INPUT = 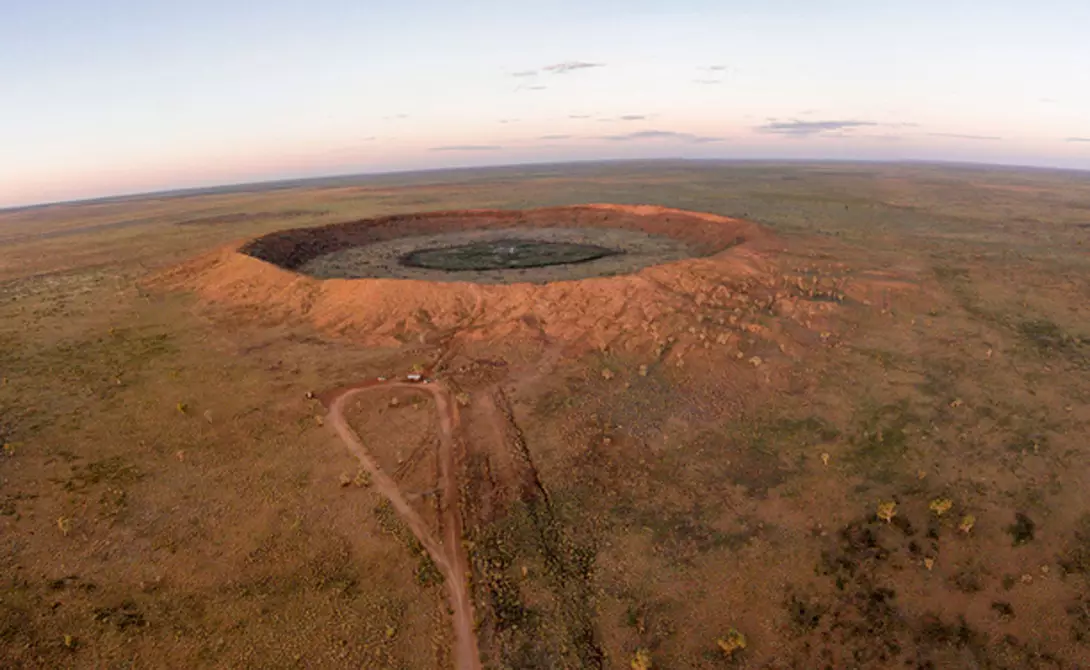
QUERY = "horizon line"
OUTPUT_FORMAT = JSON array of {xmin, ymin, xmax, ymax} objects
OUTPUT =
[{"xmin": 3, "ymin": 157, "xmax": 1089, "ymax": 213}]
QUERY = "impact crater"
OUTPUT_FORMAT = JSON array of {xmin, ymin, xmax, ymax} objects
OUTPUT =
[{"xmin": 162, "ymin": 204, "xmax": 783, "ymax": 347}]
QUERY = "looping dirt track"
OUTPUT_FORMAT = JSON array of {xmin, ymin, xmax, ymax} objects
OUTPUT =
[{"xmin": 320, "ymin": 378, "xmax": 481, "ymax": 670}]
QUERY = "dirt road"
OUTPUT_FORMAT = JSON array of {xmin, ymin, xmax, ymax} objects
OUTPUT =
[{"xmin": 322, "ymin": 378, "xmax": 481, "ymax": 670}]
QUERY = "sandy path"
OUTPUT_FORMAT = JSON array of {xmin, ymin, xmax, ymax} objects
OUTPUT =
[{"xmin": 322, "ymin": 379, "xmax": 481, "ymax": 670}]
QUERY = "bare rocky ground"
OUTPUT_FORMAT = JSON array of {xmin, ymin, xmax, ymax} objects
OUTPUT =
[
  {"xmin": 299, "ymin": 227, "xmax": 698, "ymax": 284},
  {"xmin": 2, "ymin": 162, "xmax": 1090, "ymax": 669}
]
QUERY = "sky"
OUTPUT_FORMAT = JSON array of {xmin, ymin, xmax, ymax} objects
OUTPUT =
[{"xmin": 2, "ymin": 0, "xmax": 1089, "ymax": 207}]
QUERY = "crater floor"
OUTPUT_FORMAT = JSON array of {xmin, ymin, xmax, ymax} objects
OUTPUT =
[{"xmin": 298, "ymin": 227, "xmax": 698, "ymax": 284}]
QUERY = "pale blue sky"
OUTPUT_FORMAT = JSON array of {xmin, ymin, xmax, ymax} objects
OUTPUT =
[{"xmin": 2, "ymin": 0, "xmax": 1089, "ymax": 206}]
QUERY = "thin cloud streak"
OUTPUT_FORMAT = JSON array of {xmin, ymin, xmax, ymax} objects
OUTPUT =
[
  {"xmin": 429, "ymin": 145, "xmax": 502, "ymax": 152},
  {"xmin": 600, "ymin": 129, "xmax": 722, "ymax": 143},
  {"xmin": 1066, "ymin": 137, "xmax": 1090, "ymax": 142},
  {"xmin": 510, "ymin": 70, "xmax": 537, "ymax": 77},
  {"xmin": 543, "ymin": 61, "xmax": 604, "ymax": 74},
  {"xmin": 539, "ymin": 134, "xmax": 572, "ymax": 140},
  {"xmin": 757, "ymin": 119, "xmax": 878, "ymax": 136},
  {"xmin": 927, "ymin": 132, "xmax": 1001, "ymax": 141}
]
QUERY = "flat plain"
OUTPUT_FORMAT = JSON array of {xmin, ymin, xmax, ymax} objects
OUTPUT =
[{"xmin": 3, "ymin": 160, "xmax": 1090, "ymax": 669}]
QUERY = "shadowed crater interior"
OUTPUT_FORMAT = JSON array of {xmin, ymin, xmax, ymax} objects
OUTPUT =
[
  {"xmin": 399, "ymin": 239, "xmax": 622, "ymax": 271},
  {"xmin": 237, "ymin": 206, "xmax": 758, "ymax": 285}
]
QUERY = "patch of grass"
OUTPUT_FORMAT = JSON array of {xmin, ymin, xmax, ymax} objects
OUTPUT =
[
  {"xmin": 476, "ymin": 495, "xmax": 605, "ymax": 669},
  {"xmin": 688, "ymin": 428, "xmax": 790, "ymax": 498},
  {"xmin": 471, "ymin": 528, "xmax": 532, "ymax": 631},
  {"xmin": 951, "ymin": 566, "xmax": 986, "ymax": 593},
  {"xmin": 1069, "ymin": 598, "xmax": 1090, "ymax": 643},
  {"xmin": 1018, "ymin": 318, "xmax": 1085, "ymax": 357},
  {"xmin": 919, "ymin": 358, "xmax": 966, "ymax": 398},
  {"xmin": 1058, "ymin": 514, "xmax": 1090, "ymax": 575},
  {"xmin": 854, "ymin": 347, "xmax": 910, "ymax": 370},
  {"xmin": 848, "ymin": 400, "xmax": 918, "ymax": 480},
  {"xmin": 62, "ymin": 456, "xmax": 142, "ymax": 492},
  {"xmin": 414, "ymin": 553, "xmax": 444, "ymax": 587},
  {"xmin": 1007, "ymin": 512, "xmax": 1036, "ymax": 546},
  {"xmin": 990, "ymin": 601, "xmax": 1015, "ymax": 620},
  {"xmin": 92, "ymin": 600, "xmax": 148, "ymax": 631},
  {"xmin": 1005, "ymin": 428, "xmax": 1049, "ymax": 454},
  {"xmin": 933, "ymin": 265, "xmax": 971, "ymax": 282},
  {"xmin": 533, "ymin": 388, "xmax": 577, "ymax": 417},
  {"xmin": 785, "ymin": 593, "xmax": 828, "ymax": 633},
  {"xmin": 610, "ymin": 500, "xmax": 755, "ymax": 560}
]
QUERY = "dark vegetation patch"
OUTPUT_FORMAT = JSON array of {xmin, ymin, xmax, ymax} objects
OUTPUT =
[
  {"xmin": 610, "ymin": 500, "xmax": 756, "ymax": 562},
  {"xmin": 951, "ymin": 565, "xmax": 987, "ymax": 593},
  {"xmin": 1007, "ymin": 512, "xmax": 1036, "ymax": 546},
  {"xmin": 372, "ymin": 501, "xmax": 443, "ymax": 589},
  {"xmin": 688, "ymin": 428, "xmax": 791, "ymax": 498},
  {"xmin": 469, "ymin": 495, "xmax": 604, "ymax": 669},
  {"xmin": 786, "ymin": 592, "xmax": 829, "ymax": 633},
  {"xmin": 61, "ymin": 456, "xmax": 142, "ymax": 492},
  {"xmin": 688, "ymin": 415, "xmax": 840, "ymax": 498},
  {"xmin": 621, "ymin": 598, "xmax": 676, "ymax": 649},
  {"xmin": 1070, "ymin": 597, "xmax": 1090, "ymax": 644},
  {"xmin": 802, "ymin": 509, "xmax": 1064, "ymax": 667},
  {"xmin": 93, "ymin": 600, "xmax": 148, "ymax": 631},
  {"xmin": 848, "ymin": 401, "xmax": 919, "ymax": 481},
  {"xmin": 174, "ymin": 209, "xmax": 327, "ymax": 226},
  {"xmin": 991, "ymin": 601, "xmax": 1015, "ymax": 620},
  {"xmin": 7, "ymin": 328, "xmax": 175, "ymax": 386},
  {"xmin": 1018, "ymin": 318, "xmax": 1086, "ymax": 357},
  {"xmin": 401, "ymin": 239, "xmax": 622, "ymax": 272},
  {"xmin": 1058, "ymin": 514, "xmax": 1090, "ymax": 575}
]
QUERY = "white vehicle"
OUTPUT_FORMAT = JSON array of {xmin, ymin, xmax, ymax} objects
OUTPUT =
[{"xmin": 406, "ymin": 373, "xmax": 423, "ymax": 383}]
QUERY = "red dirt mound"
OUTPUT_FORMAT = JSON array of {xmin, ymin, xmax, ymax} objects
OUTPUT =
[{"xmin": 156, "ymin": 204, "xmax": 798, "ymax": 348}]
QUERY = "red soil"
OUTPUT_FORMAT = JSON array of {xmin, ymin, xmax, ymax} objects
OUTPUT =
[{"xmin": 156, "ymin": 204, "xmax": 785, "ymax": 348}]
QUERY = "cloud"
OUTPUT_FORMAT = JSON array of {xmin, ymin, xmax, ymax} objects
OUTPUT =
[
  {"xmin": 510, "ymin": 70, "xmax": 537, "ymax": 77},
  {"xmin": 498, "ymin": 119, "xmax": 520, "ymax": 124},
  {"xmin": 384, "ymin": 114, "xmax": 409, "ymax": 120},
  {"xmin": 543, "ymin": 61, "xmax": 604, "ymax": 74},
  {"xmin": 539, "ymin": 134, "xmax": 572, "ymax": 140},
  {"xmin": 706, "ymin": 65, "xmax": 728, "ymax": 71},
  {"xmin": 528, "ymin": 85, "xmax": 547, "ymax": 90},
  {"xmin": 597, "ymin": 114, "xmax": 652, "ymax": 123},
  {"xmin": 601, "ymin": 129, "xmax": 722, "ymax": 143},
  {"xmin": 757, "ymin": 119, "xmax": 878, "ymax": 136},
  {"xmin": 1066, "ymin": 137, "xmax": 1090, "ymax": 142},
  {"xmin": 429, "ymin": 145, "xmax": 502, "ymax": 152},
  {"xmin": 927, "ymin": 132, "xmax": 1001, "ymax": 141},
  {"xmin": 568, "ymin": 114, "xmax": 592, "ymax": 119}
]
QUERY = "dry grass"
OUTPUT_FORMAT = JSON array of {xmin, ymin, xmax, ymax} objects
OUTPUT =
[{"xmin": 2, "ymin": 161, "xmax": 1090, "ymax": 668}]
